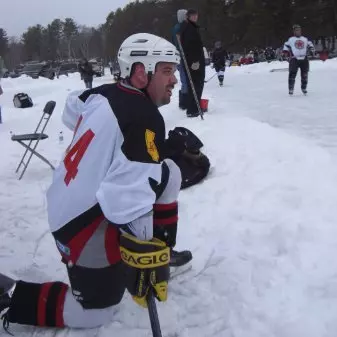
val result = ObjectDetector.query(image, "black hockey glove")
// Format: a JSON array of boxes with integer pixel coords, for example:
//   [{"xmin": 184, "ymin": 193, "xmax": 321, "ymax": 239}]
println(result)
[
  {"xmin": 119, "ymin": 233, "xmax": 170, "ymax": 308},
  {"xmin": 183, "ymin": 149, "xmax": 210, "ymax": 169}
]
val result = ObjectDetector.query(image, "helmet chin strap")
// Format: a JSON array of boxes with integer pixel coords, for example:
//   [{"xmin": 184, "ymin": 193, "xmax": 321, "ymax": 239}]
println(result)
[{"xmin": 145, "ymin": 71, "xmax": 153, "ymax": 90}]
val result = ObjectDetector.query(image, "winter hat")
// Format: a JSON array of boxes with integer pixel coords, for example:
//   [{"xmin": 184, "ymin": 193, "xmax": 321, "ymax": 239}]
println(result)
[
  {"xmin": 187, "ymin": 8, "xmax": 198, "ymax": 17},
  {"xmin": 177, "ymin": 9, "xmax": 187, "ymax": 23}
]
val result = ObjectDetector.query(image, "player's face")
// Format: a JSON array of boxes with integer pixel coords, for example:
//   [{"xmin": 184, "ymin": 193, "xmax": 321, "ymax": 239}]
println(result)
[
  {"xmin": 189, "ymin": 14, "xmax": 198, "ymax": 23},
  {"xmin": 147, "ymin": 62, "xmax": 177, "ymax": 107},
  {"xmin": 294, "ymin": 27, "xmax": 302, "ymax": 37}
]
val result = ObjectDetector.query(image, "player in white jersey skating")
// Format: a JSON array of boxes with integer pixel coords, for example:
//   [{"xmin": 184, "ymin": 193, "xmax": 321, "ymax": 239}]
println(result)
[
  {"xmin": 0, "ymin": 33, "xmax": 193, "ymax": 332},
  {"xmin": 283, "ymin": 24, "xmax": 315, "ymax": 95}
]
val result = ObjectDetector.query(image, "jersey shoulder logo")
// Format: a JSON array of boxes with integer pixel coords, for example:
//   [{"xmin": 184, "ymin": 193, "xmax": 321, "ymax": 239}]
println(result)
[
  {"xmin": 294, "ymin": 39, "xmax": 305, "ymax": 49},
  {"xmin": 145, "ymin": 129, "xmax": 159, "ymax": 162}
]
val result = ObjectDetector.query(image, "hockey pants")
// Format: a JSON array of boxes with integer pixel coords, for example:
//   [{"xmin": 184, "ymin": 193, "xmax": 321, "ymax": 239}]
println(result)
[
  {"xmin": 5, "ymin": 159, "xmax": 181, "ymax": 329},
  {"xmin": 289, "ymin": 58, "xmax": 309, "ymax": 91},
  {"xmin": 215, "ymin": 66, "xmax": 225, "ymax": 84}
]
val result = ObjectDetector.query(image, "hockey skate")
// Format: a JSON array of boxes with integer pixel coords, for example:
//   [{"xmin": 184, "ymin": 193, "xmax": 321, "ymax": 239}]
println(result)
[
  {"xmin": 186, "ymin": 111, "xmax": 199, "ymax": 118},
  {"xmin": 289, "ymin": 89, "xmax": 294, "ymax": 96},
  {"xmin": 169, "ymin": 249, "xmax": 193, "ymax": 280},
  {"xmin": 0, "ymin": 273, "xmax": 16, "ymax": 333},
  {"xmin": 170, "ymin": 249, "xmax": 192, "ymax": 267},
  {"xmin": 0, "ymin": 273, "xmax": 15, "ymax": 313},
  {"xmin": 302, "ymin": 88, "xmax": 308, "ymax": 95}
]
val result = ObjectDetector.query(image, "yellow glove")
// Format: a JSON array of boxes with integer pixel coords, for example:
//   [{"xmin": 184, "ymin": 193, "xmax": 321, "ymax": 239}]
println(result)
[{"xmin": 119, "ymin": 233, "xmax": 170, "ymax": 308}]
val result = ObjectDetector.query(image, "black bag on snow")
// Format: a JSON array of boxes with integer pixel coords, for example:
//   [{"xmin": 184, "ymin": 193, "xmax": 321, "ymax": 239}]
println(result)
[
  {"xmin": 166, "ymin": 127, "xmax": 211, "ymax": 189},
  {"xmin": 13, "ymin": 93, "xmax": 33, "ymax": 108}
]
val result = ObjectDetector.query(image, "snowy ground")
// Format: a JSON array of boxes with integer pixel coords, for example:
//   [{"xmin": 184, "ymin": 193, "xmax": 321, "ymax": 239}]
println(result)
[{"xmin": 1, "ymin": 59, "xmax": 337, "ymax": 337}]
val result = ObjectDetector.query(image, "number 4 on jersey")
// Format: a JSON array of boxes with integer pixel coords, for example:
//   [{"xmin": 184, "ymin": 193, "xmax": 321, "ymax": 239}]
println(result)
[{"xmin": 64, "ymin": 129, "xmax": 95, "ymax": 186}]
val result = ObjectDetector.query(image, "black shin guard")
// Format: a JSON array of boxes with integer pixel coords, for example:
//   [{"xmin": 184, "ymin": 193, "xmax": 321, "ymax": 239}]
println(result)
[
  {"xmin": 301, "ymin": 72, "xmax": 308, "ymax": 90},
  {"xmin": 288, "ymin": 73, "xmax": 297, "ymax": 91},
  {"xmin": 6, "ymin": 281, "xmax": 68, "ymax": 327}
]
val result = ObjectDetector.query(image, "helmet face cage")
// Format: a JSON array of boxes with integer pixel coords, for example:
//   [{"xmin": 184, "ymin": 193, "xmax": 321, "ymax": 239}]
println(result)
[{"xmin": 118, "ymin": 34, "xmax": 180, "ymax": 79}]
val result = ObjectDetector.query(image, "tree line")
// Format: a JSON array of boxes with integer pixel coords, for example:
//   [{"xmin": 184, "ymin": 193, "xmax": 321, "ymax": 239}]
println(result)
[{"xmin": 0, "ymin": 0, "xmax": 336, "ymax": 70}]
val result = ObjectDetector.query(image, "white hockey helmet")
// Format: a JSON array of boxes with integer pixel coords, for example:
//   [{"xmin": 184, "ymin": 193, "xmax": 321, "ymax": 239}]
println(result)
[{"xmin": 118, "ymin": 33, "xmax": 180, "ymax": 79}]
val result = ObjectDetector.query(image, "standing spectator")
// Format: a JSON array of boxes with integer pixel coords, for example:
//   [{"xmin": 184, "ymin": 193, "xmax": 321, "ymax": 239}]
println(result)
[
  {"xmin": 180, "ymin": 8, "xmax": 205, "ymax": 118},
  {"xmin": 0, "ymin": 70, "xmax": 3, "ymax": 124},
  {"xmin": 108, "ymin": 60, "xmax": 113, "ymax": 75},
  {"xmin": 0, "ymin": 79, "xmax": 3, "ymax": 124},
  {"xmin": 172, "ymin": 9, "xmax": 188, "ymax": 110},
  {"xmin": 78, "ymin": 59, "xmax": 95, "ymax": 89},
  {"xmin": 0, "ymin": 56, "xmax": 4, "ymax": 77},
  {"xmin": 253, "ymin": 47, "xmax": 259, "ymax": 63}
]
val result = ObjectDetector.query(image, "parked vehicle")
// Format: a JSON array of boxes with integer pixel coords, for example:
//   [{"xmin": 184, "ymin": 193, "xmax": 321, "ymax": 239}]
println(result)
[
  {"xmin": 22, "ymin": 62, "xmax": 56, "ymax": 80},
  {"xmin": 56, "ymin": 62, "xmax": 79, "ymax": 78}
]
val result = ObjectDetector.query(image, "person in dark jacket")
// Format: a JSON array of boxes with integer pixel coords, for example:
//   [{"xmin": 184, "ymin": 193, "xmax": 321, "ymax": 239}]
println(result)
[
  {"xmin": 172, "ymin": 9, "xmax": 188, "ymax": 110},
  {"xmin": 78, "ymin": 59, "xmax": 95, "ymax": 89},
  {"xmin": 265, "ymin": 47, "xmax": 275, "ymax": 63},
  {"xmin": 212, "ymin": 41, "xmax": 228, "ymax": 86},
  {"xmin": 0, "ymin": 78, "xmax": 3, "ymax": 124},
  {"xmin": 180, "ymin": 9, "xmax": 205, "ymax": 118}
]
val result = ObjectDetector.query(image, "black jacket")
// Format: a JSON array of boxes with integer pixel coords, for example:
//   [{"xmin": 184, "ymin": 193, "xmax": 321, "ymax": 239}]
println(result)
[
  {"xmin": 180, "ymin": 20, "xmax": 205, "ymax": 69},
  {"xmin": 79, "ymin": 62, "xmax": 95, "ymax": 81},
  {"xmin": 212, "ymin": 48, "xmax": 228, "ymax": 69}
]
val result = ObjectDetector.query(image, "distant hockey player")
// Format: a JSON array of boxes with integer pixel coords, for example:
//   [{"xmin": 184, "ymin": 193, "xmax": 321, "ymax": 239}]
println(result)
[
  {"xmin": 283, "ymin": 24, "xmax": 315, "ymax": 95},
  {"xmin": 0, "ymin": 33, "xmax": 192, "ymax": 332},
  {"xmin": 212, "ymin": 41, "xmax": 228, "ymax": 86}
]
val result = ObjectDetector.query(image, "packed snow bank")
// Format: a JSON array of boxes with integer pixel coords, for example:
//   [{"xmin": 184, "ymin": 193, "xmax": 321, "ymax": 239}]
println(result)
[{"xmin": 167, "ymin": 113, "xmax": 337, "ymax": 337}]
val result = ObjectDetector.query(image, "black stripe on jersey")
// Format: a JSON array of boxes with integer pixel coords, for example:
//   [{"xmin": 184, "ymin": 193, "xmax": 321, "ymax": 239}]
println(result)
[
  {"xmin": 77, "ymin": 83, "xmax": 166, "ymax": 165},
  {"xmin": 45, "ymin": 282, "xmax": 66, "ymax": 327},
  {"xmin": 52, "ymin": 203, "xmax": 102, "ymax": 243},
  {"xmin": 149, "ymin": 160, "xmax": 170, "ymax": 199}
]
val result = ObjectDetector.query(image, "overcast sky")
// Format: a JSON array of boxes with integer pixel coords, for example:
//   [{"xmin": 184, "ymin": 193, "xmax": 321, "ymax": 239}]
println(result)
[{"xmin": 0, "ymin": 0, "xmax": 133, "ymax": 37}]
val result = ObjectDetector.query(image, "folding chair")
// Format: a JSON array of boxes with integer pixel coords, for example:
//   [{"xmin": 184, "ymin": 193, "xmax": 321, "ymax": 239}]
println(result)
[{"xmin": 11, "ymin": 100, "xmax": 56, "ymax": 180}]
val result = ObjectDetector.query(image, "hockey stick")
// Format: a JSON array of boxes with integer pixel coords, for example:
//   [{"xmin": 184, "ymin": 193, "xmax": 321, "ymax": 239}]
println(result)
[
  {"xmin": 147, "ymin": 288, "xmax": 163, "ymax": 337},
  {"xmin": 176, "ymin": 34, "xmax": 204, "ymax": 120},
  {"xmin": 204, "ymin": 73, "xmax": 217, "ymax": 83}
]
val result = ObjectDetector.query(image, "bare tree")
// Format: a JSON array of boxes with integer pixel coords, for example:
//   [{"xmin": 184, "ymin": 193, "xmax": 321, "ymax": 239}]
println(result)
[{"xmin": 63, "ymin": 18, "xmax": 78, "ymax": 59}]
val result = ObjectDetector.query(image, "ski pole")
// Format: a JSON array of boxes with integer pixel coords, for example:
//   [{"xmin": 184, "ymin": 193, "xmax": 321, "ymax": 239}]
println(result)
[
  {"xmin": 176, "ymin": 34, "xmax": 204, "ymax": 120},
  {"xmin": 147, "ymin": 288, "xmax": 163, "ymax": 337}
]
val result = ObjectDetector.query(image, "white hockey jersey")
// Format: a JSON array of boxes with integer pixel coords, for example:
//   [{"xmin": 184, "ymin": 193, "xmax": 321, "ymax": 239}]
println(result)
[
  {"xmin": 47, "ymin": 83, "xmax": 166, "ymax": 233},
  {"xmin": 283, "ymin": 36, "xmax": 314, "ymax": 60},
  {"xmin": 61, "ymin": 89, "xmax": 85, "ymax": 131}
]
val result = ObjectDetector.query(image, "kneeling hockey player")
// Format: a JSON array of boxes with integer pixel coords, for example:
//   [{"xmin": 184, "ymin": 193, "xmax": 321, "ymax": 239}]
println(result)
[{"xmin": 0, "ymin": 33, "xmax": 192, "ymax": 332}]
